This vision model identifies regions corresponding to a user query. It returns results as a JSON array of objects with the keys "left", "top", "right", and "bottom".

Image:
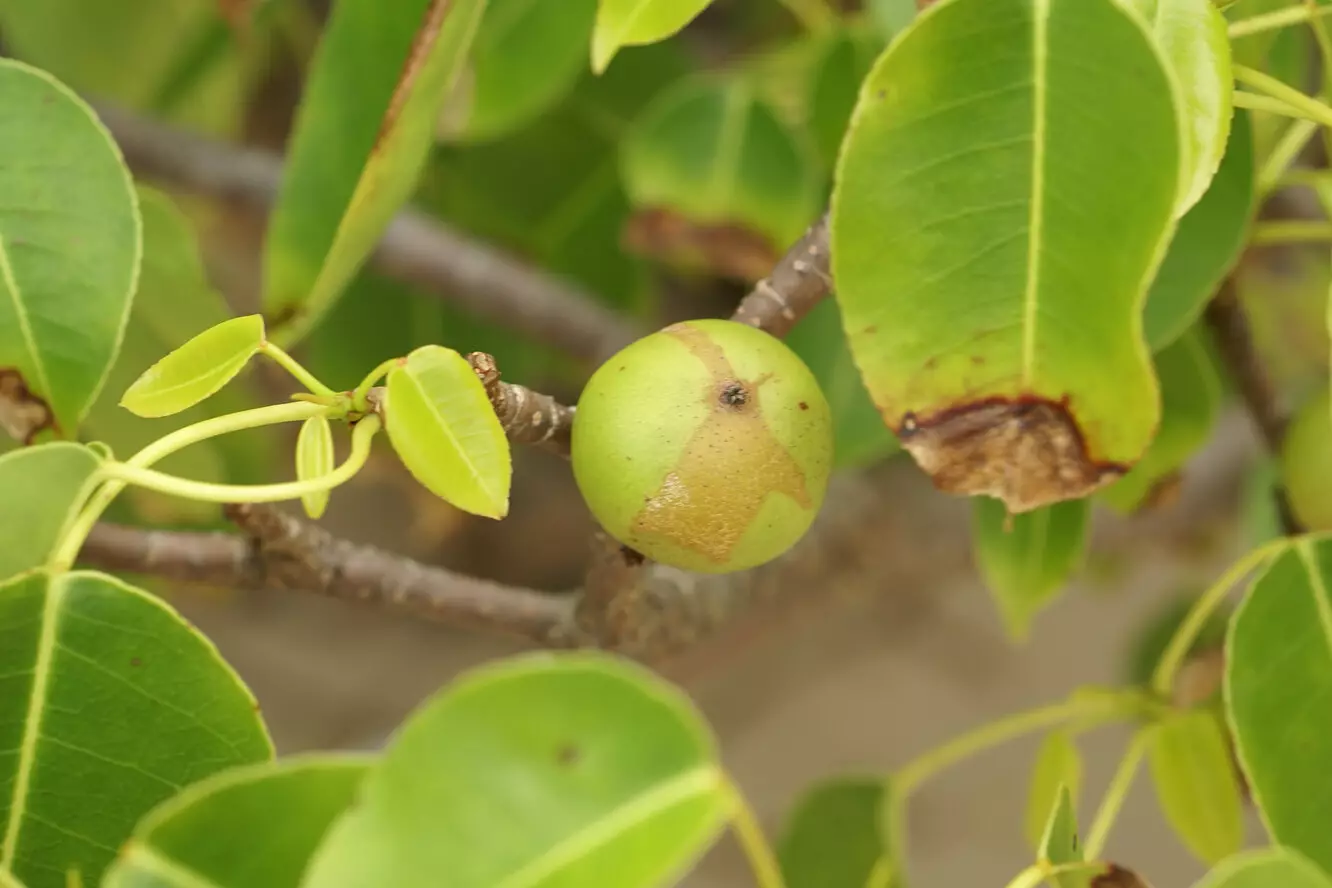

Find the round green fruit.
[
  {"left": 571, "top": 318, "right": 833, "bottom": 574},
  {"left": 1281, "top": 387, "right": 1332, "bottom": 531}
]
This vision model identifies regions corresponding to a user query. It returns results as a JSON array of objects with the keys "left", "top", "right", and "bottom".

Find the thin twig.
[
  {"left": 731, "top": 214, "right": 833, "bottom": 338},
  {"left": 94, "top": 104, "right": 639, "bottom": 365},
  {"left": 467, "top": 353, "right": 574, "bottom": 457}
]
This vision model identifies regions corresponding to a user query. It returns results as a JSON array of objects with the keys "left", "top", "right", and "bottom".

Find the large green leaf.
[
  {"left": 0, "top": 59, "right": 140, "bottom": 443},
  {"left": 831, "top": 0, "right": 1181, "bottom": 514},
  {"left": 1146, "top": 710, "right": 1243, "bottom": 865},
  {"left": 0, "top": 443, "right": 100, "bottom": 579},
  {"left": 785, "top": 300, "right": 899, "bottom": 469},
  {"left": 439, "top": 0, "right": 597, "bottom": 143},
  {"left": 1281, "top": 388, "right": 1332, "bottom": 532},
  {"left": 0, "top": 570, "right": 271, "bottom": 888},
  {"left": 104, "top": 756, "right": 369, "bottom": 888},
  {"left": 973, "top": 497, "right": 1090, "bottom": 640},
  {"left": 591, "top": 0, "right": 713, "bottom": 74},
  {"left": 263, "top": 0, "right": 487, "bottom": 343},
  {"left": 1193, "top": 848, "right": 1332, "bottom": 888},
  {"left": 778, "top": 778, "right": 889, "bottom": 888},
  {"left": 1100, "top": 328, "right": 1220, "bottom": 513},
  {"left": 1025, "top": 731, "right": 1082, "bottom": 851},
  {"left": 384, "top": 345, "right": 511, "bottom": 519},
  {"left": 620, "top": 74, "right": 821, "bottom": 271},
  {"left": 1226, "top": 537, "right": 1332, "bottom": 874},
  {"left": 1143, "top": 113, "right": 1254, "bottom": 352},
  {"left": 301, "top": 652, "right": 729, "bottom": 888}
]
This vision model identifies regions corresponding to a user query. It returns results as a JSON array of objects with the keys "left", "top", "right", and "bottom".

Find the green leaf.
[
  {"left": 0, "top": 59, "right": 141, "bottom": 443},
  {"left": 1124, "top": 591, "right": 1229, "bottom": 688},
  {"left": 778, "top": 778, "right": 889, "bottom": 888},
  {"left": 301, "top": 652, "right": 729, "bottom": 888},
  {"left": 1037, "top": 786, "right": 1091, "bottom": 888},
  {"left": 591, "top": 0, "right": 713, "bottom": 74},
  {"left": 973, "top": 497, "right": 1090, "bottom": 640},
  {"left": 1143, "top": 113, "right": 1255, "bottom": 352},
  {"left": 1025, "top": 732, "right": 1082, "bottom": 851},
  {"left": 103, "top": 755, "right": 369, "bottom": 888},
  {"left": 1100, "top": 328, "right": 1221, "bottom": 513},
  {"left": 440, "top": 0, "right": 598, "bottom": 143},
  {"left": 384, "top": 345, "right": 511, "bottom": 519},
  {"left": 1281, "top": 387, "right": 1332, "bottom": 532},
  {"left": 0, "top": 570, "right": 271, "bottom": 888},
  {"left": 119, "top": 315, "right": 264, "bottom": 419},
  {"left": 831, "top": 0, "right": 1181, "bottom": 513},
  {"left": 1193, "top": 848, "right": 1332, "bottom": 888},
  {"left": 0, "top": 443, "right": 100, "bottom": 579},
  {"left": 867, "top": 0, "right": 915, "bottom": 36},
  {"left": 1146, "top": 710, "right": 1243, "bottom": 865},
  {"left": 296, "top": 415, "right": 335, "bottom": 520},
  {"left": 1116, "top": 0, "right": 1231, "bottom": 215},
  {"left": 263, "top": 0, "right": 487, "bottom": 343},
  {"left": 785, "top": 300, "right": 899, "bottom": 469},
  {"left": 806, "top": 27, "right": 882, "bottom": 172},
  {"left": 620, "top": 74, "right": 822, "bottom": 269},
  {"left": 1227, "top": 537, "right": 1332, "bottom": 875}
]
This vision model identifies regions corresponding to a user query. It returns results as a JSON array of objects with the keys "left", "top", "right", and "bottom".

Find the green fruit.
[
  {"left": 1281, "top": 387, "right": 1332, "bottom": 531},
  {"left": 572, "top": 318, "right": 833, "bottom": 573}
]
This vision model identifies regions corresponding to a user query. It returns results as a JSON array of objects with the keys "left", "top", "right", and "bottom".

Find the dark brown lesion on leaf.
[
  {"left": 629, "top": 324, "right": 811, "bottom": 566},
  {"left": 0, "top": 368, "right": 57, "bottom": 444},
  {"left": 895, "top": 396, "right": 1125, "bottom": 514}
]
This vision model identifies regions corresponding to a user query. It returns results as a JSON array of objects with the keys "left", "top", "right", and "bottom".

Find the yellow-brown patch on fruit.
[{"left": 629, "top": 324, "right": 811, "bottom": 565}]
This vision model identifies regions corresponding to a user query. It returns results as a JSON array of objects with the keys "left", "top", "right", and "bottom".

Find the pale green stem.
[
  {"left": 1004, "top": 865, "right": 1046, "bottom": 888},
  {"left": 1082, "top": 729, "right": 1151, "bottom": 859},
  {"left": 257, "top": 341, "right": 337, "bottom": 397},
  {"left": 776, "top": 0, "right": 835, "bottom": 32},
  {"left": 1252, "top": 220, "right": 1332, "bottom": 245},
  {"left": 1259, "top": 118, "right": 1321, "bottom": 194},
  {"left": 48, "top": 401, "right": 328, "bottom": 571},
  {"left": 1279, "top": 166, "right": 1332, "bottom": 190},
  {"left": 1150, "top": 539, "right": 1290, "bottom": 696},
  {"left": 725, "top": 777, "right": 787, "bottom": 888},
  {"left": 352, "top": 357, "right": 401, "bottom": 412},
  {"left": 1234, "top": 66, "right": 1332, "bottom": 128},
  {"left": 1229, "top": 2, "right": 1332, "bottom": 39},
  {"left": 1233, "top": 90, "right": 1332, "bottom": 125},
  {"left": 1005, "top": 862, "right": 1111, "bottom": 888},
  {"left": 101, "top": 415, "right": 380, "bottom": 504}
]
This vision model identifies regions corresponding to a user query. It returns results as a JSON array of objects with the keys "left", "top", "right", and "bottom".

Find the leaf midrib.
[
  {"left": 0, "top": 234, "right": 52, "bottom": 406},
  {"left": 399, "top": 369, "right": 500, "bottom": 507},
  {"left": 1021, "top": 0, "right": 1050, "bottom": 384}
]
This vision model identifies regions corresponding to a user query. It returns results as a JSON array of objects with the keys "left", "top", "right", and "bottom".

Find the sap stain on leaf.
[
  {"left": 0, "top": 368, "right": 56, "bottom": 443},
  {"left": 897, "top": 397, "right": 1126, "bottom": 513}
]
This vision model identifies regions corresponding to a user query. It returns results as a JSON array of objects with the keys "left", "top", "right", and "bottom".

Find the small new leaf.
[
  {"left": 1146, "top": 710, "right": 1243, "bottom": 865},
  {"left": 385, "top": 345, "right": 511, "bottom": 518},
  {"left": 119, "top": 315, "right": 264, "bottom": 418},
  {"left": 1038, "top": 786, "right": 1093, "bottom": 888},
  {"left": 1026, "top": 732, "right": 1083, "bottom": 851},
  {"left": 296, "top": 415, "right": 335, "bottom": 519},
  {"left": 591, "top": 0, "right": 714, "bottom": 74},
  {"left": 777, "top": 778, "right": 890, "bottom": 888}
]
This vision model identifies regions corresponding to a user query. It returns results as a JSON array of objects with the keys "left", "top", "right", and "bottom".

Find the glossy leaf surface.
[
  {"left": 0, "top": 443, "right": 100, "bottom": 579},
  {"left": 0, "top": 59, "right": 140, "bottom": 442},
  {"left": 0, "top": 570, "right": 271, "bottom": 888},
  {"left": 1147, "top": 710, "right": 1243, "bottom": 865},
  {"left": 831, "top": 0, "right": 1181, "bottom": 513},
  {"left": 302, "top": 652, "right": 729, "bottom": 888},
  {"left": 104, "top": 756, "right": 368, "bottom": 888},
  {"left": 591, "top": 0, "right": 713, "bottom": 73},
  {"left": 385, "top": 345, "right": 511, "bottom": 518},
  {"left": 119, "top": 316, "right": 264, "bottom": 419}
]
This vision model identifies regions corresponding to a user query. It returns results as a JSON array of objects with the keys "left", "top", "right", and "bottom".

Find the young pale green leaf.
[
  {"left": 0, "top": 570, "right": 271, "bottom": 888},
  {"left": 1025, "top": 732, "right": 1083, "bottom": 851},
  {"left": 439, "top": 0, "right": 597, "bottom": 143},
  {"left": 119, "top": 315, "right": 264, "bottom": 419},
  {"left": 1146, "top": 710, "right": 1243, "bottom": 865},
  {"left": 0, "top": 59, "right": 140, "bottom": 443},
  {"left": 786, "top": 300, "right": 899, "bottom": 469},
  {"left": 1281, "top": 387, "right": 1332, "bottom": 532},
  {"left": 1115, "top": 0, "right": 1231, "bottom": 215},
  {"left": 591, "top": 0, "right": 712, "bottom": 74},
  {"left": 384, "top": 345, "right": 511, "bottom": 518},
  {"left": 296, "top": 415, "right": 335, "bottom": 520},
  {"left": 777, "top": 778, "right": 889, "bottom": 888},
  {"left": 103, "top": 755, "right": 369, "bottom": 888},
  {"left": 831, "top": 0, "right": 1181, "bottom": 514},
  {"left": 1101, "top": 329, "right": 1220, "bottom": 513},
  {"left": 620, "top": 74, "right": 821, "bottom": 273},
  {"left": 1192, "top": 848, "right": 1332, "bottom": 888},
  {"left": 301, "top": 652, "right": 729, "bottom": 888},
  {"left": 0, "top": 443, "right": 100, "bottom": 579},
  {"left": 973, "top": 497, "right": 1090, "bottom": 640},
  {"left": 263, "top": 0, "right": 487, "bottom": 343},
  {"left": 1037, "top": 786, "right": 1093, "bottom": 888},
  {"left": 1227, "top": 538, "right": 1332, "bottom": 875}
]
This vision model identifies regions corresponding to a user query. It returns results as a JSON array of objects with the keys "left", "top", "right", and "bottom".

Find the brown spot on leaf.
[
  {"left": 630, "top": 324, "right": 810, "bottom": 565},
  {"left": 896, "top": 397, "right": 1125, "bottom": 513},
  {"left": 0, "top": 369, "right": 56, "bottom": 444},
  {"left": 622, "top": 207, "right": 780, "bottom": 282},
  {"left": 129, "top": 657, "right": 142, "bottom": 667},
  {"left": 1092, "top": 864, "right": 1154, "bottom": 888},
  {"left": 556, "top": 743, "right": 580, "bottom": 767}
]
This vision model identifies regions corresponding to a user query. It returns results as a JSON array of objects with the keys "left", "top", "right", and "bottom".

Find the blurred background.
[{"left": 2, "top": 0, "right": 1330, "bottom": 883}]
